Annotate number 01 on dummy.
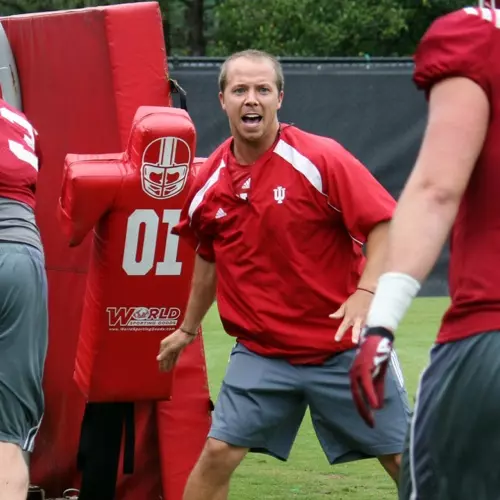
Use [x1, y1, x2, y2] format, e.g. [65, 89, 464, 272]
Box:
[58, 106, 198, 403]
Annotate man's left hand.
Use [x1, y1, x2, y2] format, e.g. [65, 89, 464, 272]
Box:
[330, 288, 374, 343]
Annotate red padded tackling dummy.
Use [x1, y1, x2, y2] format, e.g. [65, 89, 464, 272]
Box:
[60, 106, 196, 402]
[1, 3, 211, 498]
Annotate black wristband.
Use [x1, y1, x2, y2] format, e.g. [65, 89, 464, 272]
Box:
[364, 326, 394, 342]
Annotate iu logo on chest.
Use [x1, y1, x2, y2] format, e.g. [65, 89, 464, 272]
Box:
[273, 185, 286, 204]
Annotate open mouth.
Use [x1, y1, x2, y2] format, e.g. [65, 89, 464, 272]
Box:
[241, 113, 263, 125]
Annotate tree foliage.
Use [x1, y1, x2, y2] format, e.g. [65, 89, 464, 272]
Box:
[210, 0, 407, 56]
[0, 0, 468, 56]
[210, 0, 467, 56]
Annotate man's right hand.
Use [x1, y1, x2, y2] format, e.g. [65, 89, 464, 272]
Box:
[157, 328, 197, 372]
[349, 326, 394, 427]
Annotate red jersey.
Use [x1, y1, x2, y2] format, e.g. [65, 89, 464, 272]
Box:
[0, 99, 40, 209]
[174, 125, 395, 363]
[413, 7, 500, 343]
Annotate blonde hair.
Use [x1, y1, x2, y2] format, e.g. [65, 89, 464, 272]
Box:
[218, 49, 284, 93]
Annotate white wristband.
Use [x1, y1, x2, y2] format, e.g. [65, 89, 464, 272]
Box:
[366, 272, 421, 332]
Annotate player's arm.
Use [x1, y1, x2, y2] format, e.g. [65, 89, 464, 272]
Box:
[349, 77, 489, 427]
[158, 165, 217, 371]
[157, 247, 216, 373]
[350, 8, 492, 427]
[179, 253, 216, 335]
[174, 170, 218, 335]
[157, 253, 216, 372]
[325, 144, 395, 341]
[367, 76, 489, 331]
[357, 220, 389, 293]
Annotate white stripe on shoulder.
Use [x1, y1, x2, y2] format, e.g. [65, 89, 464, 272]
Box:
[273, 138, 364, 245]
[463, 6, 500, 27]
[463, 6, 479, 15]
[482, 7, 493, 21]
[273, 139, 323, 193]
[188, 159, 226, 221]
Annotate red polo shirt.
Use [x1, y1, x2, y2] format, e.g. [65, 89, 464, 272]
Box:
[174, 124, 395, 363]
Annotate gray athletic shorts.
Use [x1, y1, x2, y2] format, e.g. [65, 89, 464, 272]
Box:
[399, 330, 500, 500]
[0, 242, 48, 452]
[210, 342, 410, 463]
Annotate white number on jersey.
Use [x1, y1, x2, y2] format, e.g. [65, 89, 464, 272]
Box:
[122, 208, 182, 276]
[0, 107, 38, 171]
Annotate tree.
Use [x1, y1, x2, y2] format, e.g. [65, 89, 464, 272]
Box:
[0, 0, 471, 57]
[400, 0, 465, 54]
[0, 0, 214, 56]
[163, 0, 209, 56]
[163, 0, 218, 56]
[208, 0, 468, 57]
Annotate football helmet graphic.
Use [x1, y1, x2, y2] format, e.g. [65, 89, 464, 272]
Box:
[140, 136, 191, 200]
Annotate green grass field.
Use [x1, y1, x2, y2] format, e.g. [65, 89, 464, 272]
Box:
[200, 297, 451, 500]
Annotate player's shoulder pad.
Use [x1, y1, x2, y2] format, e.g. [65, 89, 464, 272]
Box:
[413, 7, 494, 94]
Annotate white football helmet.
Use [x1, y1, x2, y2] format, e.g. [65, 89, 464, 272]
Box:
[140, 136, 190, 200]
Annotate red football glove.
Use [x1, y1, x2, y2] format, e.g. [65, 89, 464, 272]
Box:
[349, 326, 394, 428]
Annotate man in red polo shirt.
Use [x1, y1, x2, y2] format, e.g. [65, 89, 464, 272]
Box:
[157, 49, 410, 499]
[349, 4, 500, 499]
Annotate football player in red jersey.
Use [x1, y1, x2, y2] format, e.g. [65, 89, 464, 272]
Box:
[157, 50, 410, 499]
[0, 100, 47, 500]
[349, 3, 500, 499]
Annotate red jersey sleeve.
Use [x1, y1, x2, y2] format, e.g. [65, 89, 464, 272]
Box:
[322, 142, 396, 244]
[413, 8, 492, 98]
[172, 169, 215, 263]
[194, 239, 215, 263]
